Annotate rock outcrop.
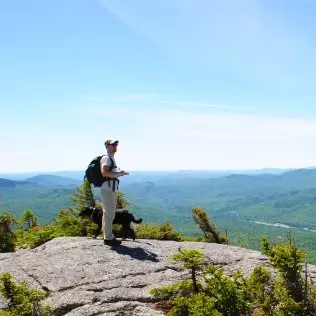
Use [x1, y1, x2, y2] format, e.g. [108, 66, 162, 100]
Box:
[1, 237, 316, 315]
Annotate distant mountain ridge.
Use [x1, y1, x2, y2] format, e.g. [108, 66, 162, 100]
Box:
[1, 166, 310, 182]
[2, 167, 316, 193]
[0, 178, 30, 188]
[25, 174, 82, 186]
[2, 166, 316, 262]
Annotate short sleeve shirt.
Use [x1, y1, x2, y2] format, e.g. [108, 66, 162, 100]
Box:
[100, 155, 119, 191]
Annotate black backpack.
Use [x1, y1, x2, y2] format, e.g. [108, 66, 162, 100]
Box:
[84, 155, 115, 187]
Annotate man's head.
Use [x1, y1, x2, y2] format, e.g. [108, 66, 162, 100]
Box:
[104, 139, 119, 155]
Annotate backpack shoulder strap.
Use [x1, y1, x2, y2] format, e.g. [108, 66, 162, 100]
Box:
[108, 156, 115, 172]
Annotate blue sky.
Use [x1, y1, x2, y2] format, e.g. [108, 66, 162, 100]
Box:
[1, 0, 316, 173]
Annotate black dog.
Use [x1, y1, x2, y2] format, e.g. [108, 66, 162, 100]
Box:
[79, 206, 142, 240]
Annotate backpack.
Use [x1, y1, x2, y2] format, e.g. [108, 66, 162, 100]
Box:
[84, 155, 115, 188]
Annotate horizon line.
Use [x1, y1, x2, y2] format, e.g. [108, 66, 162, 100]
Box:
[0, 166, 314, 175]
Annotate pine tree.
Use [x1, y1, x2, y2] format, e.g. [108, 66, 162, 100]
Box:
[191, 207, 227, 244]
[0, 212, 17, 252]
[171, 248, 206, 293]
[19, 209, 39, 230]
[261, 232, 307, 304]
[68, 180, 98, 214]
[116, 191, 129, 209]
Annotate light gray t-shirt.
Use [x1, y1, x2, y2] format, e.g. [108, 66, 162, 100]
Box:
[100, 155, 120, 192]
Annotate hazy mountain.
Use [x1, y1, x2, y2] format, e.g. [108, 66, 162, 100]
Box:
[25, 174, 82, 187]
[0, 178, 30, 188]
[2, 168, 316, 229]
[0, 166, 295, 182]
[2, 167, 316, 261]
[0, 171, 84, 181]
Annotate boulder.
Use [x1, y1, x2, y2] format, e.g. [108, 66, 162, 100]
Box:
[1, 237, 315, 315]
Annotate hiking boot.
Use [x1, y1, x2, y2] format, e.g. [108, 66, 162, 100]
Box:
[104, 238, 122, 246]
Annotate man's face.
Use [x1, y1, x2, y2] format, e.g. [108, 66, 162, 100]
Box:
[108, 143, 118, 154]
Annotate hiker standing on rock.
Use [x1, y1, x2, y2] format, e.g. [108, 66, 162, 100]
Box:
[100, 139, 129, 246]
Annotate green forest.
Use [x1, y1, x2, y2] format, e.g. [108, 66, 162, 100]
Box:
[1, 168, 316, 263]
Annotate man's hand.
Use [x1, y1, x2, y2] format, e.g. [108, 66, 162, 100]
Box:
[116, 170, 129, 177]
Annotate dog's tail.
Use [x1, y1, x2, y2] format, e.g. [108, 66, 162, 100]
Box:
[132, 216, 143, 224]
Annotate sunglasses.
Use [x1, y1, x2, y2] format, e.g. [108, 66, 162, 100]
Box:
[109, 143, 118, 147]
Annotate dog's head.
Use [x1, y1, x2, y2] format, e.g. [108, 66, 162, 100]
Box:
[116, 208, 129, 214]
[78, 206, 96, 218]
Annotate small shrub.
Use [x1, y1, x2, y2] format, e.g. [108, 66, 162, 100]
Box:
[151, 279, 196, 301]
[0, 272, 54, 316]
[151, 247, 250, 315]
[150, 238, 316, 315]
[0, 231, 16, 253]
[246, 265, 275, 315]
[169, 293, 221, 316]
[53, 208, 98, 237]
[203, 265, 250, 315]
[16, 225, 57, 249]
[261, 233, 316, 315]
[0, 212, 17, 253]
[135, 222, 182, 241]
[261, 233, 306, 303]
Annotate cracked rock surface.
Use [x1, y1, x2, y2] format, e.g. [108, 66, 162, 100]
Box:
[1, 237, 316, 315]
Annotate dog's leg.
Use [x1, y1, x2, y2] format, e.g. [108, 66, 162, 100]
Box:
[128, 225, 136, 241]
[130, 228, 136, 241]
[122, 225, 129, 240]
[95, 225, 102, 239]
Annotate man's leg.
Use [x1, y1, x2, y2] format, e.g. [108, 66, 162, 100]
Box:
[100, 189, 118, 242]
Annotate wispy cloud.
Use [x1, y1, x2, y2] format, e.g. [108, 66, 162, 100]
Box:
[119, 106, 316, 169]
[75, 93, 249, 115]
[75, 94, 316, 143]
[72, 92, 316, 170]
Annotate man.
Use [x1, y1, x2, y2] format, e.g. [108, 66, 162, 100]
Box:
[100, 139, 129, 246]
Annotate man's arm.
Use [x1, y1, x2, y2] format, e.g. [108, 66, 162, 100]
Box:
[101, 164, 121, 178]
[100, 157, 126, 178]
[101, 167, 129, 178]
